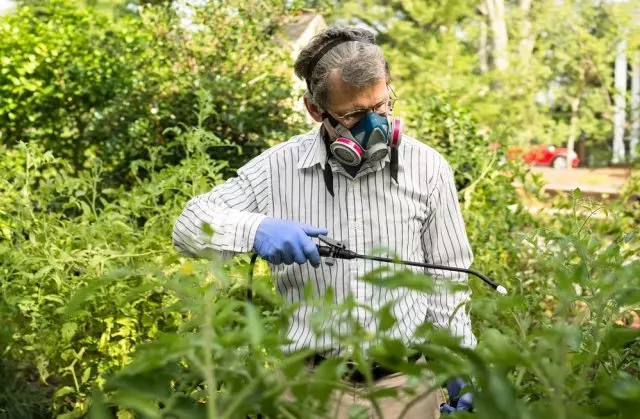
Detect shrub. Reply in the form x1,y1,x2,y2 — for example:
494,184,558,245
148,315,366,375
0,0,302,181
87,217,640,419
0,95,238,416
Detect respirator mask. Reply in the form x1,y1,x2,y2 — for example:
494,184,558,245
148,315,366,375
323,110,403,167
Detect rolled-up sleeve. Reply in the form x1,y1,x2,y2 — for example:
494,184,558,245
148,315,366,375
172,158,268,258
421,157,477,348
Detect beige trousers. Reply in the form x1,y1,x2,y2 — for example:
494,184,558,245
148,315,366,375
284,358,445,419
330,371,445,419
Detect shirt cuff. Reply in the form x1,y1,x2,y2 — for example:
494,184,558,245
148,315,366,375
221,212,267,253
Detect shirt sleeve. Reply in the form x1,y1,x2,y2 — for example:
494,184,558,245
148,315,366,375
421,156,477,348
172,157,268,259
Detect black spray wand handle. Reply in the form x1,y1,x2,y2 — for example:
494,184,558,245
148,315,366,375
317,245,507,296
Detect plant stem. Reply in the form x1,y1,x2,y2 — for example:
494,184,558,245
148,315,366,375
202,281,218,419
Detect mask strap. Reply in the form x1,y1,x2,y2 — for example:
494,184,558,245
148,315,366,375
390,148,399,184
322,117,339,142
319,123,335,197
389,117,401,185
323,163,334,197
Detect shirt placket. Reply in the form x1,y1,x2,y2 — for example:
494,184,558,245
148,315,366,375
349,178,370,327
345,178,358,284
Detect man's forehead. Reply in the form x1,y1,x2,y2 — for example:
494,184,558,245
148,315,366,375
327,71,388,113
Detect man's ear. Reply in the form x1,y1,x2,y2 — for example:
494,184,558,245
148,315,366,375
304,97,324,123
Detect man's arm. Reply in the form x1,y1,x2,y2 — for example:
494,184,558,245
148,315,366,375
421,156,477,348
172,160,267,258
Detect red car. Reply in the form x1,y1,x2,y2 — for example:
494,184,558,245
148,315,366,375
519,145,579,168
490,144,580,168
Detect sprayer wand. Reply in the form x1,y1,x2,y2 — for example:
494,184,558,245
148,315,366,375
315,235,507,295
247,235,507,302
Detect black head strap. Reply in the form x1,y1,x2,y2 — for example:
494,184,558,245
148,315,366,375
390,147,399,184
306,37,373,94
323,159,334,197
318,123,334,197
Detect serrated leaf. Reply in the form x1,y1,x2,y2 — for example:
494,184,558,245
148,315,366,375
62,322,78,340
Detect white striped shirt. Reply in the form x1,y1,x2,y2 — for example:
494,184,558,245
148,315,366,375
173,128,477,355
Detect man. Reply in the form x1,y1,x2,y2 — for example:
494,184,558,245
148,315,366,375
173,26,475,418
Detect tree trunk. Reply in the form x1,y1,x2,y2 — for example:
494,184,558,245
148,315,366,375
477,4,489,73
612,39,627,164
518,0,535,66
630,51,639,161
479,20,489,73
484,0,509,71
567,95,581,170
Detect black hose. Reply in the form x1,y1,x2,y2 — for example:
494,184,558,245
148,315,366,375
358,254,503,291
317,246,506,294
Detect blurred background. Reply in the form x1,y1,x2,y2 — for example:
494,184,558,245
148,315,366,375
1,0,639,195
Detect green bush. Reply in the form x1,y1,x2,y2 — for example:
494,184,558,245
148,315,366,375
0,0,302,180
86,217,640,419
402,94,541,303
0,358,51,419
0,94,239,416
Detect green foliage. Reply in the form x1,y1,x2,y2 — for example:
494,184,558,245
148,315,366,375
0,0,301,179
85,215,640,419
333,0,627,157
0,94,237,416
3,91,638,417
0,359,51,419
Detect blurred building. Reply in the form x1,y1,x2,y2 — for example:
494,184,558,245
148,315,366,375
282,13,327,125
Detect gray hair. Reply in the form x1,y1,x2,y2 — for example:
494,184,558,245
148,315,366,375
294,27,390,111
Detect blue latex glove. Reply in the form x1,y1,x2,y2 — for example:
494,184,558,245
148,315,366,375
440,377,474,414
253,218,328,267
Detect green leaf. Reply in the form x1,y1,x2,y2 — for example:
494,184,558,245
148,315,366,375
245,303,264,347
62,322,78,341
202,222,215,237
88,392,112,419
377,303,397,332
601,326,640,353
82,366,92,384
55,386,76,398
347,404,368,419
362,271,434,293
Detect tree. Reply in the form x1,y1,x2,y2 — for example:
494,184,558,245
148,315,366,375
613,38,628,164
484,0,509,71
631,51,640,160
326,0,623,164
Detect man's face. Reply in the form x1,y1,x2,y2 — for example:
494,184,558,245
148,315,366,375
326,72,390,129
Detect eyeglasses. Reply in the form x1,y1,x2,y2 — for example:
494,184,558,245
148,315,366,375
329,86,398,128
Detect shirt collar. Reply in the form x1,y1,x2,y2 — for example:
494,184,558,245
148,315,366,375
297,125,404,174
297,127,328,170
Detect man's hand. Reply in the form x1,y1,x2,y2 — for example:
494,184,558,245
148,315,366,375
440,377,473,414
253,218,328,267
